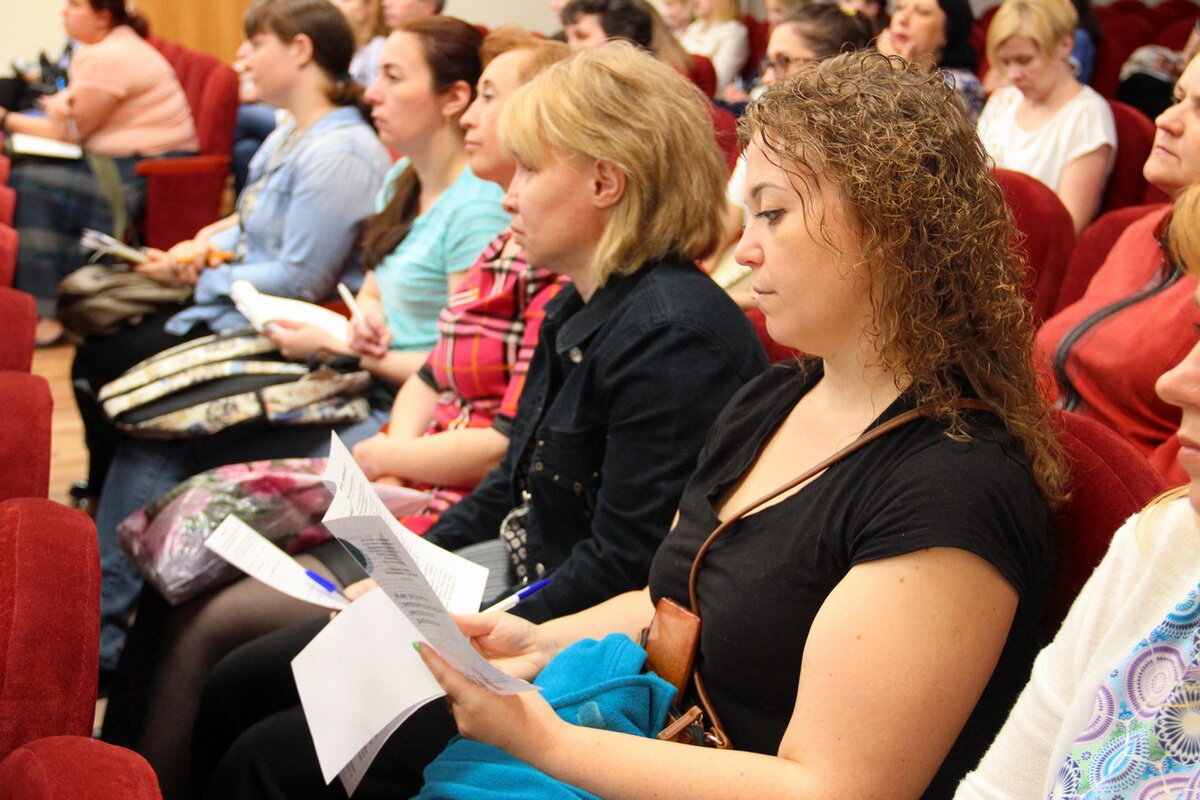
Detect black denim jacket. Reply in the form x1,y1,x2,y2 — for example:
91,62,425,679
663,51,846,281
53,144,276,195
427,257,768,622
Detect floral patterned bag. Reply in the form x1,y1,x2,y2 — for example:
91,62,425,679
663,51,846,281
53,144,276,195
117,458,432,604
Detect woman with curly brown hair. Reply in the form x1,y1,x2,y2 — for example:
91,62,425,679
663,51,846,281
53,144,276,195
412,49,1066,799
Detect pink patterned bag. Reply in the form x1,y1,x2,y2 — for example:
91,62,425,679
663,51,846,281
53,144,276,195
118,457,432,604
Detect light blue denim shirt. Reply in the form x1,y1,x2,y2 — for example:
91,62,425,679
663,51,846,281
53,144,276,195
166,106,391,335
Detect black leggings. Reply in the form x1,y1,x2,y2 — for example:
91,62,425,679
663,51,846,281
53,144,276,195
193,617,459,800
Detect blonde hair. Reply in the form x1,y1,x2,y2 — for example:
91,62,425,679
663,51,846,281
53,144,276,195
744,50,1067,504
1168,182,1200,275
986,0,1076,66
500,42,726,284
480,25,571,80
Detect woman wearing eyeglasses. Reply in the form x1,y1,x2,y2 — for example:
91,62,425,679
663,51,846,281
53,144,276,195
711,4,873,303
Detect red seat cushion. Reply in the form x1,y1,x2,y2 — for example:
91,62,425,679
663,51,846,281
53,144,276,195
0,288,35,372
0,374,50,502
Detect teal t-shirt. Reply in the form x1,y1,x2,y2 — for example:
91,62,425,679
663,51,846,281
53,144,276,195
374,159,509,351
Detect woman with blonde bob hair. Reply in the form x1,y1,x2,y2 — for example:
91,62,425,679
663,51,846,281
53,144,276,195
193,41,765,799
413,50,1064,800
977,0,1115,232
500,42,725,289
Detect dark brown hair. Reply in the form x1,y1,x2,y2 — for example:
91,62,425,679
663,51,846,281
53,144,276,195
244,0,363,107
744,50,1067,504
89,0,150,37
361,16,485,270
778,5,873,59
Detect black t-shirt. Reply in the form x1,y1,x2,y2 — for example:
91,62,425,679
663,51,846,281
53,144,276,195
648,363,1052,798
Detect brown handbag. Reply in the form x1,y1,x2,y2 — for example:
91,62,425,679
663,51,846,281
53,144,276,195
642,400,991,749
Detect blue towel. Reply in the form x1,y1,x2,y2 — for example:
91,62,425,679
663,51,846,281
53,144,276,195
418,633,677,799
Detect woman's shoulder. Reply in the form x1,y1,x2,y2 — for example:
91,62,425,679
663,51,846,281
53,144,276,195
444,166,506,209
626,260,762,338
71,26,174,84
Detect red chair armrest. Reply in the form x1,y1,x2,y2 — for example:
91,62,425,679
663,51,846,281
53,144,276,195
135,154,231,177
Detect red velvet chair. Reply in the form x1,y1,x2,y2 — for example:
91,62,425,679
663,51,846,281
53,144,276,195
0,373,51,503
1106,0,1149,17
1100,100,1156,215
1155,16,1198,51
993,169,1076,323
0,498,161,800
137,38,239,250
1045,411,1167,637
0,186,14,228
0,288,35,372
1053,202,1165,316
1091,13,1157,98
1151,0,1200,29
0,225,17,288
708,103,740,175
0,155,10,186
741,14,770,84
688,54,718,98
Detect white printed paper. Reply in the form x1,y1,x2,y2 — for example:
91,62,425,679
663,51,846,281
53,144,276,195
322,434,488,614
205,516,347,610
292,589,444,784
230,280,351,341
321,515,529,695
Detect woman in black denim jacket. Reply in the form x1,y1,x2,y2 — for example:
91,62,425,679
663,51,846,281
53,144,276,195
193,40,766,799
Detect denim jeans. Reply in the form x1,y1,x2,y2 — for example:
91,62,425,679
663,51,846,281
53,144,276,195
96,405,389,672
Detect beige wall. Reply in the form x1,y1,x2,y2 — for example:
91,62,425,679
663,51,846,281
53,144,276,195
1,3,67,65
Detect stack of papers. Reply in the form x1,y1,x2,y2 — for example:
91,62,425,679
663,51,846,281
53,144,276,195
206,434,532,795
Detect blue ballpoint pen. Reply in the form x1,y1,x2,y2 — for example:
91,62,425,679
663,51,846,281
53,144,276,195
305,569,348,600
480,578,550,614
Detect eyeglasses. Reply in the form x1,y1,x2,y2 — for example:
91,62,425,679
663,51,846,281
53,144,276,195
761,54,817,76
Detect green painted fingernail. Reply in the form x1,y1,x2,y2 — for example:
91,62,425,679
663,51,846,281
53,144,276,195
412,641,422,652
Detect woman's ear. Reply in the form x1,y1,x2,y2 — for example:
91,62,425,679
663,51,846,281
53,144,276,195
440,80,474,121
1055,33,1074,62
290,32,316,67
590,159,627,210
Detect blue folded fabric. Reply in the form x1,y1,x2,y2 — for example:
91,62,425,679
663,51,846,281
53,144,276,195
417,633,676,799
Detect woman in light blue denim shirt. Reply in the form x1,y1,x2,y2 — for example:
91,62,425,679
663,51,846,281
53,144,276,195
74,0,391,677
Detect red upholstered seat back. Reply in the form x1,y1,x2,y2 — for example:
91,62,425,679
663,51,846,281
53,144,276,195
0,225,17,288
993,169,1076,323
0,186,14,228
1151,0,1200,28
741,14,769,83
689,54,717,98
1091,14,1157,98
1046,411,1166,638
708,103,740,174
0,288,35,372
1100,100,1156,215
1155,16,1198,51
0,373,50,502
1054,202,1165,315
148,37,238,157
0,499,100,762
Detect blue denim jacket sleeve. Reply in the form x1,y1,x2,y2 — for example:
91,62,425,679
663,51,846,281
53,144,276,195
193,147,386,304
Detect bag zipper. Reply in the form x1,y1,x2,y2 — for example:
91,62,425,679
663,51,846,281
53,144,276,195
1053,261,1181,412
